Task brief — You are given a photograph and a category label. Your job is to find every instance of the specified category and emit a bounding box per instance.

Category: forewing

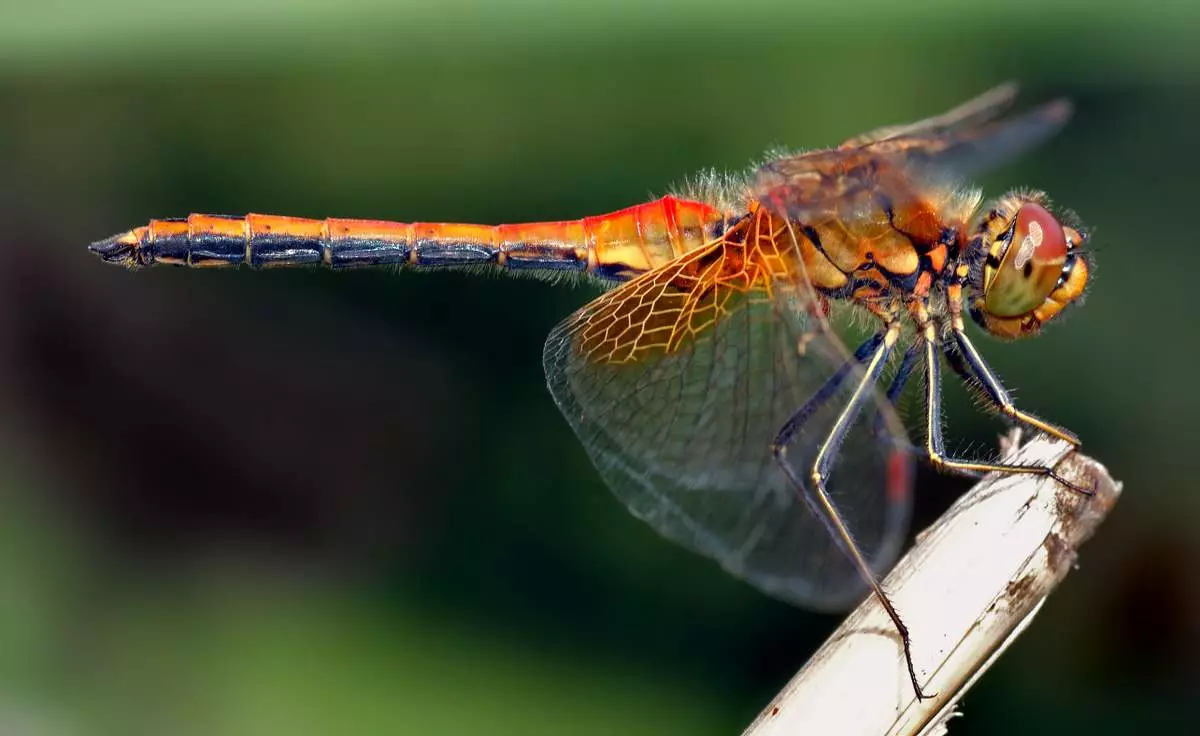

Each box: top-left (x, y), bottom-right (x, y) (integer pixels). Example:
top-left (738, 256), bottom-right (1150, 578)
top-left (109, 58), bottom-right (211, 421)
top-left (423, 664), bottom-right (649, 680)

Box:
top-left (543, 246), bottom-right (914, 610)
top-left (755, 84), bottom-right (1070, 226)
top-left (870, 96), bottom-right (1073, 180)
top-left (837, 81), bottom-right (1019, 148)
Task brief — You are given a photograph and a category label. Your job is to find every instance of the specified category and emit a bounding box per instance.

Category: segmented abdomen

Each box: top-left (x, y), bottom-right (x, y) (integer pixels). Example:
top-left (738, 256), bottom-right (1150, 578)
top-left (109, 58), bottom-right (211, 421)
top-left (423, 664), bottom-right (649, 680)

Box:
top-left (90, 196), bottom-right (726, 282)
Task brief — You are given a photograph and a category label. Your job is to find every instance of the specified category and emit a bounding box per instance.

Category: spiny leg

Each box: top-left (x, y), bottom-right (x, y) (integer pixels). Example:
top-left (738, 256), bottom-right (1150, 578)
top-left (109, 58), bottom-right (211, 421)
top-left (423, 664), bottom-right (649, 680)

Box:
top-left (941, 267), bottom-right (1080, 447)
top-left (771, 322), bottom-right (933, 701)
top-left (949, 326), bottom-right (1079, 444)
top-left (944, 340), bottom-right (988, 396)
top-left (773, 331), bottom-right (885, 447)
top-left (866, 341), bottom-right (920, 445)
top-left (807, 336), bottom-right (982, 479)
top-left (886, 341), bottom-right (922, 407)
top-left (864, 342), bottom-right (985, 480)
top-left (785, 332), bottom-right (932, 459)
top-left (915, 303), bottom-right (1091, 494)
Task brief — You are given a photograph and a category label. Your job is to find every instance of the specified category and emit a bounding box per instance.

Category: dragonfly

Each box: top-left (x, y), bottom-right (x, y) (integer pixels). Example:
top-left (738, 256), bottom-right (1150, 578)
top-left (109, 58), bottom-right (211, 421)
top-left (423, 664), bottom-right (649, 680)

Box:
top-left (89, 82), bottom-right (1091, 699)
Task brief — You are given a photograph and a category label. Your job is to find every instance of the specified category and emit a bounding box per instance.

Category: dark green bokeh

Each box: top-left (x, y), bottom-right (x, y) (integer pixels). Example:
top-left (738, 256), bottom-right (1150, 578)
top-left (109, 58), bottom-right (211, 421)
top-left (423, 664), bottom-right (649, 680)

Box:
top-left (0, 1), bottom-right (1196, 733)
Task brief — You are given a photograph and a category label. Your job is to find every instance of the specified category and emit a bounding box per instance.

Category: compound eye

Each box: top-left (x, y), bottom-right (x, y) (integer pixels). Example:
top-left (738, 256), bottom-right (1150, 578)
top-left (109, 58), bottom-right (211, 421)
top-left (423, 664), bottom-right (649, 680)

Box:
top-left (983, 201), bottom-right (1069, 318)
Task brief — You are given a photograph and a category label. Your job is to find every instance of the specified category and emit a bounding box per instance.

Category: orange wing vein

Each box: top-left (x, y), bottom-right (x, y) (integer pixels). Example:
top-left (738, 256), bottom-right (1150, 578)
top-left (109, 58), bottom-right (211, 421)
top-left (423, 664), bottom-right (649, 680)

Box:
top-left (544, 218), bottom-right (913, 609)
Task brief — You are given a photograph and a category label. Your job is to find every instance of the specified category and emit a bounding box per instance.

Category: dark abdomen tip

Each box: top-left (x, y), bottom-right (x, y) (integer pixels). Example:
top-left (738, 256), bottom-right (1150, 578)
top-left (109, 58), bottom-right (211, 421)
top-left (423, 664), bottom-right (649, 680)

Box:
top-left (89, 229), bottom-right (146, 268)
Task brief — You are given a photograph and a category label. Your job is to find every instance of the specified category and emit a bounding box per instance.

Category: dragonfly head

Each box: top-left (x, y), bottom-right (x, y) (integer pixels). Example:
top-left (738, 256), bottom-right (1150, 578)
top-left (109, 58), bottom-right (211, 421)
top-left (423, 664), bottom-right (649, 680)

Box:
top-left (968, 192), bottom-right (1089, 339)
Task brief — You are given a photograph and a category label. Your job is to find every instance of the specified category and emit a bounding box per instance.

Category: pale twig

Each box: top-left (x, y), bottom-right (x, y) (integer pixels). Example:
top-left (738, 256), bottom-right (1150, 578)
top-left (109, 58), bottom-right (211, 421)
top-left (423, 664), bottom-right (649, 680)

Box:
top-left (743, 436), bottom-right (1121, 736)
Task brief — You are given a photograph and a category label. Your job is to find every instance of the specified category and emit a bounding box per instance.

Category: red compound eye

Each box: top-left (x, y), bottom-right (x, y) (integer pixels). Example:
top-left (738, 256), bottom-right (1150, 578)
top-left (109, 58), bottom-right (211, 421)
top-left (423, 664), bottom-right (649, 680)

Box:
top-left (983, 201), bottom-right (1070, 319)
top-left (1013, 201), bottom-right (1067, 269)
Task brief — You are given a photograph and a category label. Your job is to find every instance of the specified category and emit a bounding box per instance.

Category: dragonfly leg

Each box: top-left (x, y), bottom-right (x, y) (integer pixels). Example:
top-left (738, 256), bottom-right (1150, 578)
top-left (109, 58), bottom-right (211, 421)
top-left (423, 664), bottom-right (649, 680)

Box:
top-left (866, 341), bottom-right (934, 449)
top-left (771, 330), bottom-right (885, 449)
top-left (949, 327), bottom-right (1079, 444)
top-left (863, 342), bottom-right (984, 480)
top-left (781, 330), bottom-right (913, 454)
top-left (771, 321), bottom-right (934, 701)
top-left (885, 341), bottom-right (922, 408)
top-left (943, 340), bottom-right (986, 395)
top-left (787, 332), bottom-right (968, 473)
top-left (920, 321), bottom-right (1092, 494)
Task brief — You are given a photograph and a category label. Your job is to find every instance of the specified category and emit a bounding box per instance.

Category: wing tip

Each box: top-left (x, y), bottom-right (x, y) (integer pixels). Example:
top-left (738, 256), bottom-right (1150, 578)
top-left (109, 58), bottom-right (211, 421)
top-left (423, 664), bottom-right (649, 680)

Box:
top-left (1041, 96), bottom-right (1075, 123)
top-left (978, 80), bottom-right (1020, 108)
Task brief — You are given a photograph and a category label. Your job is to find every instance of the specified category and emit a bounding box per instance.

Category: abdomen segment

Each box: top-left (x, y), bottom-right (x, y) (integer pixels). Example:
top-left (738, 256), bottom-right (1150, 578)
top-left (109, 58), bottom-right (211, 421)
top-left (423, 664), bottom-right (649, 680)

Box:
top-left (89, 196), bottom-right (725, 282)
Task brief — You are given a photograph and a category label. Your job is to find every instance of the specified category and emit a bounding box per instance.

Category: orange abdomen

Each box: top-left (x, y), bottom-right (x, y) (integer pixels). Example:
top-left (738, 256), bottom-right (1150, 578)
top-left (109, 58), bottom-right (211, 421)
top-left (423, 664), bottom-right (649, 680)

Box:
top-left (89, 196), bottom-right (725, 282)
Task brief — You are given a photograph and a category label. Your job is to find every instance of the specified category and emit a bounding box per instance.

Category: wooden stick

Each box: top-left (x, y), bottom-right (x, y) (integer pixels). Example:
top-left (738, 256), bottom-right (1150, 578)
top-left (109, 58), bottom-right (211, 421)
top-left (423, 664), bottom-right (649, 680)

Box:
top-left (743, 436), bottom-right (1122, 736)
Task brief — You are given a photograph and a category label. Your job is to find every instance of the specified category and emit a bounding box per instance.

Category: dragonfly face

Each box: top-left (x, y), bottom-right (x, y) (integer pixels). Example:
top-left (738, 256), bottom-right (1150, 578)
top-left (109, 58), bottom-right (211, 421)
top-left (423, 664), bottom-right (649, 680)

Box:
top-left (968, 192), bottom-right (1091, 339)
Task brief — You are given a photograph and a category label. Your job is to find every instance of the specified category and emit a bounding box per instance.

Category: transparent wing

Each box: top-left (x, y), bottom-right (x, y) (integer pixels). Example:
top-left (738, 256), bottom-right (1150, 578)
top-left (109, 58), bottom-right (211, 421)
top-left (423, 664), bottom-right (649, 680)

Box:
top-left (873, 96), bottom-right (1073, 179)
top-left (543, 242), bottom-right (914, 610)
top-left (836, 81), bottom-right (1020, 148)
top-left (755, 84), bottom-right (1071, 226)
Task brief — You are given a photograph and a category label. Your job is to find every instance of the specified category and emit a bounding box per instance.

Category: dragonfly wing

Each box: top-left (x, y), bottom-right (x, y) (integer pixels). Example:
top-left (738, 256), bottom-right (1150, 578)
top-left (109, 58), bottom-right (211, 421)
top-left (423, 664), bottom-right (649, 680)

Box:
top-left (837, 81), bottom-right (1019, 148)
top-left (869, 96), bottom-right (1073, 180)
top-left (543, 247), bottom-right (914, 610)
top-left (756, 86), bottom-right (1070, 226)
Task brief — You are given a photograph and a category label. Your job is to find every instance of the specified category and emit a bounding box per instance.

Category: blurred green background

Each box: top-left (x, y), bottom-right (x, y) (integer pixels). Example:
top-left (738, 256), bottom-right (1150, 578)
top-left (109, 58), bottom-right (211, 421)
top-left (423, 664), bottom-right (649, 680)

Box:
top-left (0, 1), bottom-right (1196, 734)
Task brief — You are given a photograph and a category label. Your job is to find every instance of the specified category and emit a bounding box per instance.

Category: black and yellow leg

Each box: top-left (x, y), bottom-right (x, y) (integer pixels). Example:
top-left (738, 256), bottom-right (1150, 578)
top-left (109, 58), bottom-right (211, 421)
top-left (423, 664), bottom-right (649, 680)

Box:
top-left (943, 342), bottom-right (986, 396)
top-left (771, 322), bottom-right (933, 700)
top-left (885, 341), bottom-right (921, 407)
top-left (950, 327), bottom-right (1080, 446)
top-left (772, 331), bottom-right (886, 449)
top-left (868, 342), bottom-right (971, 468)
top-left (925, 333), bottom-right (1092, 495)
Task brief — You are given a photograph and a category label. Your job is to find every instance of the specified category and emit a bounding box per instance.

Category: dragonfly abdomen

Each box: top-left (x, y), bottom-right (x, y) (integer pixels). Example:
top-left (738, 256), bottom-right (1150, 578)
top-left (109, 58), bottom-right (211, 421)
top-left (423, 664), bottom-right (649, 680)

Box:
top-left (89, 214), bottom-right (530, 270)
top-left (89, 197), bottom-right (725, 282)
